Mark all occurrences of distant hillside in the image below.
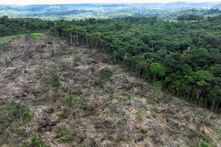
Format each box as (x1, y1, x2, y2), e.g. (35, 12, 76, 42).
(0, 2, 221, 20)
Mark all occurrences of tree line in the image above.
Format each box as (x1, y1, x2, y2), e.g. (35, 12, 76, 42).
(0, 15, 220, 112)
(52, 17, 221, 112)
(0, 16, 53, 36)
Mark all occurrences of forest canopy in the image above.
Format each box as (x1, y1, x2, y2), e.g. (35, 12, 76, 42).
(0, 15, 220, 112)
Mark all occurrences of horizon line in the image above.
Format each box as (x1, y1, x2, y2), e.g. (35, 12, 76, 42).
(1, 1, 221, 6)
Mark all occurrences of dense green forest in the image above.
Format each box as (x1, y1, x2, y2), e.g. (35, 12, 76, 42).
(0, 15, 220, 112)
(0, 16, 53, 36)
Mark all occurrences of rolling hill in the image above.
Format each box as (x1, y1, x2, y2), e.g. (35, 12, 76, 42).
(0, 2, 221, 20)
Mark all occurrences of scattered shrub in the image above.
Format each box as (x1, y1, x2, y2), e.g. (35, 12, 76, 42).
(65, 93, 77, 106)
(135, 111, 143, 121)
(22, 112, 32, 124)
(31, 135, 48, 147)
(100, 67, 113, 81)
(5, 100, 32, 124)
(7, 100, 26, 122)
(140, 128, 148, 134)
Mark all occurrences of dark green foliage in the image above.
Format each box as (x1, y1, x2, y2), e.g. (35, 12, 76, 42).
(0, 16, 53, 37)
(22, 112, 32, 124)
(100, 67, 113, 81)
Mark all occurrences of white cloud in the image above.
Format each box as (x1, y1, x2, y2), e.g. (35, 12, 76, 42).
(0, 0, 220, 5)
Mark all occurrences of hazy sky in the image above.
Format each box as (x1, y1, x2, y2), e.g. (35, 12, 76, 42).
(0, 0, 221, 5)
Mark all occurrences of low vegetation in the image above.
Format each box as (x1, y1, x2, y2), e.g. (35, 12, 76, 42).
(30, 135, 49, 147)
(99, 67, 113, 81)
(7, 100, 30, 123)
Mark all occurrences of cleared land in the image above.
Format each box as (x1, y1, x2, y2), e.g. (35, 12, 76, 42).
(0, 34, 221, 146)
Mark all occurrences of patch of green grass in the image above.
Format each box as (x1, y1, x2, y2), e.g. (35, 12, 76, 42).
(135, 111, 143, 121)
(31, 135, 48, 147)
(140, 127, 148, 134)
(127, 95, 133, 100)
(22, 112, 32, 124)
(7, 100, 23, 111)
(199, 143, 209, 147)
(6, 100, 31, 123)
(65, 93, 77, 106)
(0, 33, 42, 43)
(55, 110, 68, 120)
(198, 133, 216, 147)
(56, 50, 76, 58)
(31, 32, 43, 37)
(55, 129, 76, 143)
(0, 36, 16, 43)
(0, 34, 24, 43)
(188, 133, 216, 147)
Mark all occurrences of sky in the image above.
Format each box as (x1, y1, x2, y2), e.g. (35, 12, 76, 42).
(0, 0, 221, 5)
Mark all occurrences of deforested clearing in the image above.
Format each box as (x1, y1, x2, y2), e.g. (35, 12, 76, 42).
(0, 34, 220, 147)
